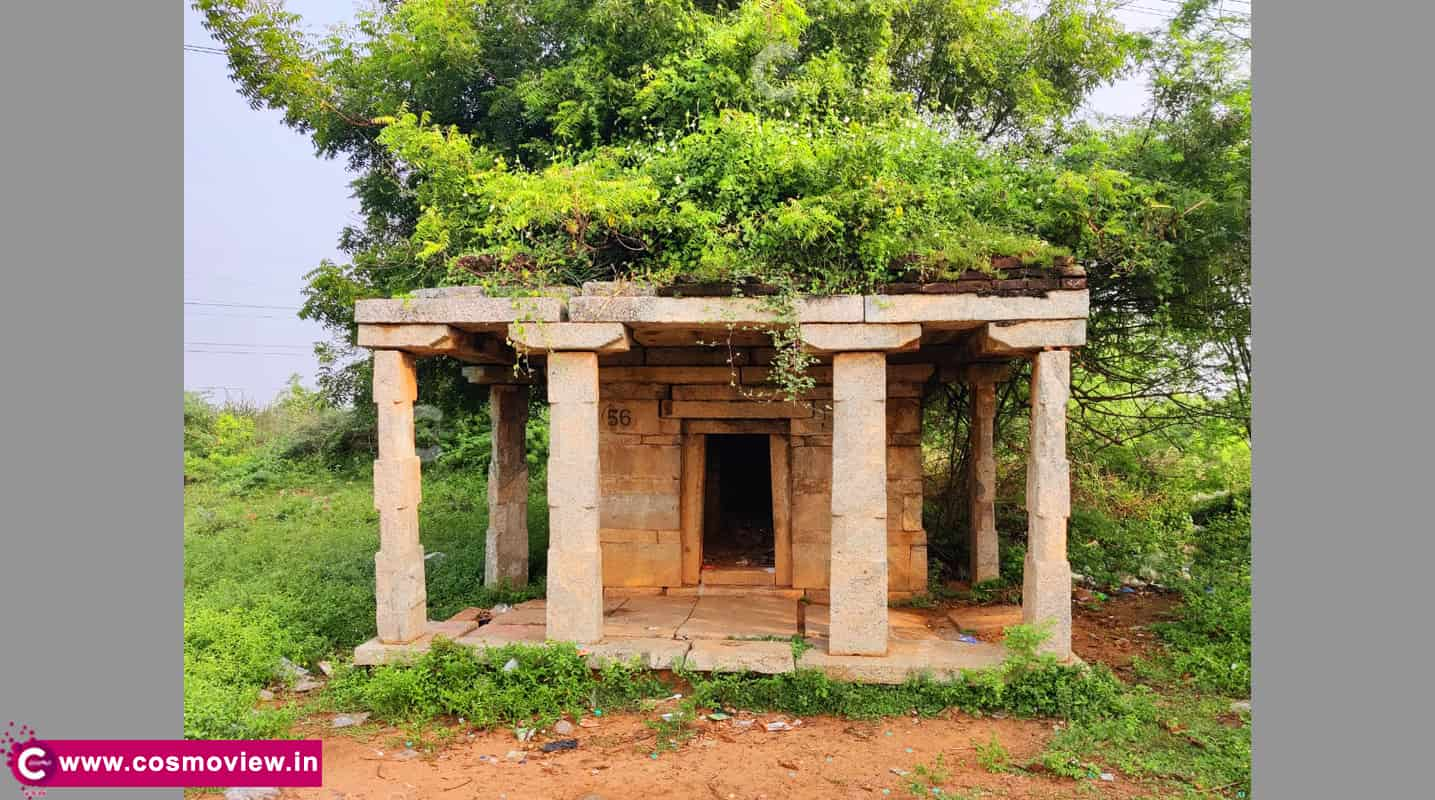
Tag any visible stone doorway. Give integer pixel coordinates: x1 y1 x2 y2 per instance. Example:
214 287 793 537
702 434 775 582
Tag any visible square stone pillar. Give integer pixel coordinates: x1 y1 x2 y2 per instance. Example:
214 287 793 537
372 350 427 643
485 385 530 588
829 351 890 656
969 378 1000 584
1022 350 1073 658
544 352 604 643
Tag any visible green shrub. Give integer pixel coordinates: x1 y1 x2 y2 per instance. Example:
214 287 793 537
1143 508 1252 695
183 603 302 739
327 639 664 727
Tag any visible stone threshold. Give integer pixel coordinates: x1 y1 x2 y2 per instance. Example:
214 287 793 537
353 596 1018 684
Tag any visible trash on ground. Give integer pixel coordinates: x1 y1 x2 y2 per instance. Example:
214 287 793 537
541 739 579 753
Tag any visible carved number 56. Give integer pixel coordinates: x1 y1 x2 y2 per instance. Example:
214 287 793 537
606 407 632 427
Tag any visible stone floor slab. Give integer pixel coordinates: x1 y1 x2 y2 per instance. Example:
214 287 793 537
453 623 548 648
352 620 479 665
804 605 942 641
487 597 628 627
582 638 693 670
798 637 1007 684
603 595 697 638
686 639 795 674
946 604 1023 639
678 595 798 640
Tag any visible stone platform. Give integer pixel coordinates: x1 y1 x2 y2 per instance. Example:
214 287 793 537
353 594 1010 684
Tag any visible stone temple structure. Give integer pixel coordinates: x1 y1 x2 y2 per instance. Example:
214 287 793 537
351 267 1087 679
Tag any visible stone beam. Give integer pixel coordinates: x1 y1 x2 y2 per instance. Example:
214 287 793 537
358 323 513 363
799 323 922 353
1022 350 1073 659
545 352 604 643
863 291 1088 327
828 352 890 656
461 365 538 384
567 295 864 325
485 385 530 588
355 296 564 329
979 320 1086 354
660 400 814 419
507 322 632 354
371 350 427 644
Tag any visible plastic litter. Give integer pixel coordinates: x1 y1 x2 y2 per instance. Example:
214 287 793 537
957 634 980 644
707 712 731 721
1099 773 1115 782
764 721 794 732
502 658 520 673
541 739 578 753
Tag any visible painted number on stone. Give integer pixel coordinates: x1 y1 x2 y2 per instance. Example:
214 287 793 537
606 407 633 427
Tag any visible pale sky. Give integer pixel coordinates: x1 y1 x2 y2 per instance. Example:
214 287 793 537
183 0 1233 406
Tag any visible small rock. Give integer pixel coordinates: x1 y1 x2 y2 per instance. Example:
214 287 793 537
890 768 909 777
292 676 324 693
257 689 275 702
317 661 334 677
276 657 309 680
505 750 527 763
394 749 420 760
554 720 575 735
1230 700 1252 714
331 712 370 729
224 790 279 800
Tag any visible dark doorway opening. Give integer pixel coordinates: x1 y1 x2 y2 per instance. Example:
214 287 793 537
702 434 775 569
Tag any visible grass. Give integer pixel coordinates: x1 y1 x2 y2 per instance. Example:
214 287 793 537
181 392 1251 797
183 455 548 739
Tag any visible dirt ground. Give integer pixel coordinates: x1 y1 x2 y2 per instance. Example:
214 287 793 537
202 591 1177 800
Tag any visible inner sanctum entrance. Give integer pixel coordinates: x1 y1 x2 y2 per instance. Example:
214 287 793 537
702 434 775 581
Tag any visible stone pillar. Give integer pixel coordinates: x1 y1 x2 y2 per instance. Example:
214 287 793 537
485 385 530 588
544 352 604 643
372 350 427 643
1022 350 1073 658
969 378 1000 584
829 352 889 656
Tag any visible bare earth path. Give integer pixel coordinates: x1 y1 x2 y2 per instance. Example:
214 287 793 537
199 591 1178 800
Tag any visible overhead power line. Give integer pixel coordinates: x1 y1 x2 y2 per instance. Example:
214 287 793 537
185 300 302 311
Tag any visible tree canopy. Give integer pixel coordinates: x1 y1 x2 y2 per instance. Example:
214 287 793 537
196 0 1249 433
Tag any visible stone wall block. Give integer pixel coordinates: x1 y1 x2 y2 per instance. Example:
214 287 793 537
1021 555 1072 658
373 457 422 511
828 556 889 655
375 549 427 643
545 549 605 642
372 350 417 403
547 352 600 403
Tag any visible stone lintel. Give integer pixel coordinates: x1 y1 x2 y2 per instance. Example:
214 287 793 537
660 400 813 419
684 419 790 435
962 363 1012 384
355 296 564 327
507 322 632 354
799 323 922 353
863 291 1089 326
980 319 1086 354
461 365 539 384
568 295 864 325
358 323 512 364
